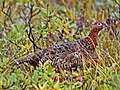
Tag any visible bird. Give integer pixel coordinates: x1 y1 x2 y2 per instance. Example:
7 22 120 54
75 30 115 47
14 21 107 71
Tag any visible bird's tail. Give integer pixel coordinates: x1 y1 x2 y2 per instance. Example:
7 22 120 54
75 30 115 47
13 51 43 68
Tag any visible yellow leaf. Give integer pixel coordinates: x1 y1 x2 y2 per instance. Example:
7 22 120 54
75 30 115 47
101 10 105 21
61 0 66 5
53 80 61 90
40 82 48 90
32 83 39 90
72 71 79 76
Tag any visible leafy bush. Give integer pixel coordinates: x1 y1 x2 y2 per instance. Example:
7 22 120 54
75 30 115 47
0 0 119 89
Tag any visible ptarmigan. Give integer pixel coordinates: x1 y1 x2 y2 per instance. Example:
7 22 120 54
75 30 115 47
14 21 107 71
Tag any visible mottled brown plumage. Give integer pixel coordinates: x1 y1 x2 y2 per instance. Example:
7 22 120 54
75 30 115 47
15 21 107 71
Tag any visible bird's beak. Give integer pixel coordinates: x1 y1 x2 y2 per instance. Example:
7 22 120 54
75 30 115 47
103 22 108 27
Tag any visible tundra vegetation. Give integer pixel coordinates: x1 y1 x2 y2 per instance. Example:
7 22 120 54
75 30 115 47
0 0 120 90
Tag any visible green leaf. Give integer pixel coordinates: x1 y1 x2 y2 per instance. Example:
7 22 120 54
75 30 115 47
56 18 62 26
42 31 47 37
33 70 39 82
3 32 6 37
44 73 53 85
2 57 8 66
7 32 12 40
19 30 25 39
19 74 25 80
38 23 43 30
36 68 43 72
47 65 52 73
31 78 36 84
10 73 16 82
69 23 76 28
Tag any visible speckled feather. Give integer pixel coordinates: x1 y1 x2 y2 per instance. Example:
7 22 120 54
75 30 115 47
15 22 106 71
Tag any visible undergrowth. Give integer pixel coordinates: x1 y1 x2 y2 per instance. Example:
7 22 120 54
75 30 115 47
0 0 120 90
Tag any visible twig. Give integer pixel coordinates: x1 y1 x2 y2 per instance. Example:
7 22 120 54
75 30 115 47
9 40 21 49
32 9 41 17
26 4 41 51
1 1 18 31
115 0 120 6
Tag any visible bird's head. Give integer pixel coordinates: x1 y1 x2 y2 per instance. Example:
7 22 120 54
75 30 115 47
88 21 108 47
92 21 108 32
88 21 108 39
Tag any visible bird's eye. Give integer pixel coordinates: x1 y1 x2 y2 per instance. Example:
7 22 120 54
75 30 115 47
97 22 102 26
